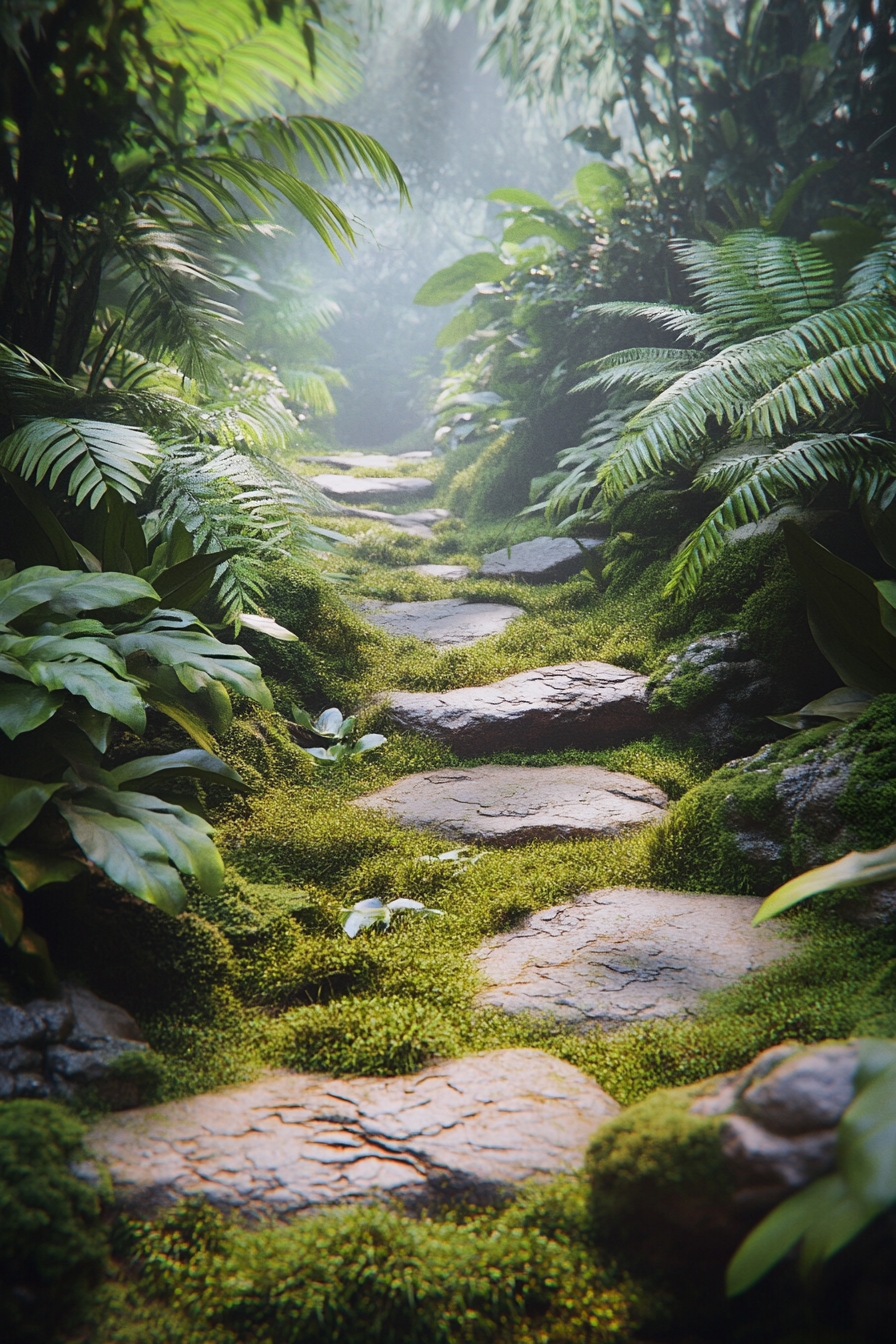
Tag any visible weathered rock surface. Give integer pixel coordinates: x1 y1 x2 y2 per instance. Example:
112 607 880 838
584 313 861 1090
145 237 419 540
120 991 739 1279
303 451 432 470
0 984 147 1102
649 630 786 756
337 507 451 540
411 563 471 581
359 598 523 647
474 888 795 1026
383 661 651 756
88 1048 619 1216
313 474 435 503
480 536 602 584
352 765 667 847
689 1040 861 1201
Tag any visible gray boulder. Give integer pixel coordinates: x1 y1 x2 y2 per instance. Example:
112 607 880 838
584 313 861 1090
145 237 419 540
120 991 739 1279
382 661 651 756
359 598 523 648
480 536 602 584
352 764 667 847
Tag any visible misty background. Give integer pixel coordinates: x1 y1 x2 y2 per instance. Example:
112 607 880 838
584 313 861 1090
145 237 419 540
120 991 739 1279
283 4 589 448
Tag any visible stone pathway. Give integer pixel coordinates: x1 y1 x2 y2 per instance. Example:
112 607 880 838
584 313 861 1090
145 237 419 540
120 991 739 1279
360 598 523 647
383 661 650 755
88 1049 619 1216
474 888 797 1027
314 474 435 503
352 764 667 845
411 563 471 581
337 507 451 540
303 451 433 471
480 536 603 584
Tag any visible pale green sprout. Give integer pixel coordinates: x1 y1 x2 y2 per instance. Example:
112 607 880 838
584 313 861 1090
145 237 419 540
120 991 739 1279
290 705 386 764
417 846 486 873
339 897 444 938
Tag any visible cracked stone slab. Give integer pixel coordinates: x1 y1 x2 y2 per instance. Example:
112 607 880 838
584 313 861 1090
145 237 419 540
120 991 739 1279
480 536 603 584
87 1049 619 1216
352 764 667 846
382 661 650 755
359 598 523 647
333 507 451 540
474 888 797 1027
312 474 435 503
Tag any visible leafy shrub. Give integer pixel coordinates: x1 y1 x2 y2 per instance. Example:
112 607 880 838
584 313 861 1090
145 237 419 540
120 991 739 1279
0 1101 107 1343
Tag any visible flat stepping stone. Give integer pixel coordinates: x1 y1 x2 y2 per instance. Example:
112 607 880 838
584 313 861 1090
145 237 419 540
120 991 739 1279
411 564 471 580
353 764 667 846
87 1048 619 1216
303 452 432 470
313 474 435 503
480 536 602 583
475 888 798 1027
360 598 523 647
383 660 650 755
336 507 451 540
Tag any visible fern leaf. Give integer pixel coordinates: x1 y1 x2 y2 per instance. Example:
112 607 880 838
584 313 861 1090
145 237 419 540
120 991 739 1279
572 347 704 394
0 419 158 508
580 301 723 346
745 342 896 437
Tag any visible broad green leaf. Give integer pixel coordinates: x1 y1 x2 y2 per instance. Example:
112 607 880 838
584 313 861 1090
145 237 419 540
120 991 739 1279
3 848 86 891
0 418 158 507
100 790 224 896
25 658 146 732
855 1038 896 1089
238 612 298 640
55 796 189 914
115 622 272 707
110 749 247 793
486 187 553 207
574 163 625 215
753 841 896 923
0 681 63 738
768 686 875 729
353 733 387 753
0 566 158 625
435 307 483 350
798 1184 879 1271
839 1062 896 1209
153 548 239 611
0 775 65 845
783 522 896 693
72 704 112 752
414 254 512 306
0 467 83 569
0 877 23 946
16 927 58 994
726 1174 847 1296
141 688 217 753
501 213 580 249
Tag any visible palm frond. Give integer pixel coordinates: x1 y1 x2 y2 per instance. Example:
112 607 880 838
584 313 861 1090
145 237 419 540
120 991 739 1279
0 419 158 508
667 434 896 598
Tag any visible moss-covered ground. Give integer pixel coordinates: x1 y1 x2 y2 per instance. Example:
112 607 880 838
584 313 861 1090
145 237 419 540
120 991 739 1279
17 500 896 1343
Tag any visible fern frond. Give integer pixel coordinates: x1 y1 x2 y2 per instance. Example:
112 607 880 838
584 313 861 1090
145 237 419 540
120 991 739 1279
667 434 896 598
0 419 158 507
745 342 896 437
572 347 704 394
672 231 835 340
845 228 896 299
580 301 723 346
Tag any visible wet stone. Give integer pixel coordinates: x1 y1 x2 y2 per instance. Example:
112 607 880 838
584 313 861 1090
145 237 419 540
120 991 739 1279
352 764 667 847
382 661 651 756
480 536 603 584
360 598 523 647
473 888 797 1027
411 564 472 581
87 1049 620 1216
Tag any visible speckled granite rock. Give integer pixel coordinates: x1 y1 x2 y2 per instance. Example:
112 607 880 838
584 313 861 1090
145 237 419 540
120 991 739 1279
480 536 602 583
87 1049 620 1216
474 888 796 1026
359 598 523 647
382 661 651 756
352 764 667 846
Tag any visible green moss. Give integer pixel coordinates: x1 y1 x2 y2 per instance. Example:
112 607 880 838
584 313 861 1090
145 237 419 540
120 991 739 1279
586 1087 731 1269
836 694 896 850
0 1101 108 1343
99 1194 648 1344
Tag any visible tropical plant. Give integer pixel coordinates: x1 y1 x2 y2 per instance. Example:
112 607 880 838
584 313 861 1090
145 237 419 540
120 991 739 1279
547 224 896 597
0 562 274 979
289 704 386 764
339 896 444 938
727 1037 896 1296
430 1 896 239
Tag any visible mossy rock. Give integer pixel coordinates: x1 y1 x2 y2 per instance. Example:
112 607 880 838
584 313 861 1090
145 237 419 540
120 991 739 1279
586 1084 737 1289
